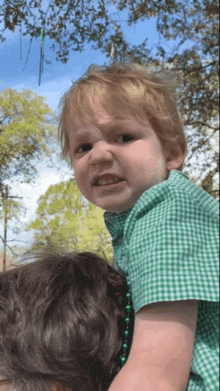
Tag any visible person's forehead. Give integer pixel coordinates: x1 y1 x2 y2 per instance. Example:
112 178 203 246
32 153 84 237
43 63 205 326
70 118 149 135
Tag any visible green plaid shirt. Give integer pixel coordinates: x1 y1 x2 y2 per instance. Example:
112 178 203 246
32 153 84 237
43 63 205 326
104 170 219 391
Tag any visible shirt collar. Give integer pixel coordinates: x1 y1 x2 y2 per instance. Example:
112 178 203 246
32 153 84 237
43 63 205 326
104 208 132 241
104 170 188 240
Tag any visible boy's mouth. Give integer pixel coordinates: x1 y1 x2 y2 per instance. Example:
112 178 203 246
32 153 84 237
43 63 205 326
93 176 124 186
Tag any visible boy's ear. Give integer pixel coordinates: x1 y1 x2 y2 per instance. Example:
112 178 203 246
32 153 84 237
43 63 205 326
165 144 186 171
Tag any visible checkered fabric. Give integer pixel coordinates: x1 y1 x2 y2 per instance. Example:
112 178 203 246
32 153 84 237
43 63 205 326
104 170 219 391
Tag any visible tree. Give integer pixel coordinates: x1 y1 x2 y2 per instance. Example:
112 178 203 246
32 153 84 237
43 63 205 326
0 184 25 269
1 0 218 194
27 179 113 263
0 87 56 184
0 87 58 263
200 152 219 198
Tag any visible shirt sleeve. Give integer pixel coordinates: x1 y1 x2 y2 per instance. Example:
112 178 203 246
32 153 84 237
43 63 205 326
126 187 219 313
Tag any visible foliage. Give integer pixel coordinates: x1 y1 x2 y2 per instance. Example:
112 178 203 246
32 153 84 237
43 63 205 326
0 187 24 223
1 0 218 194
0 87 57 184
200 152 219 199
27 179 113 263
0 185 27 268
0 245 27 267
0 87 58 263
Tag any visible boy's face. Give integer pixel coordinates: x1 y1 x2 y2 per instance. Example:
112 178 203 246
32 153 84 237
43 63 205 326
68 116 175 213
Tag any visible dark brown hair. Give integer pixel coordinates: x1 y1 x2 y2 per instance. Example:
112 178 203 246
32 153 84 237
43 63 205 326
0 250 134 391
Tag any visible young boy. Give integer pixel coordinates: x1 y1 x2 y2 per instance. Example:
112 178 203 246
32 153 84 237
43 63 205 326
59 63 219 391
58 62 219 391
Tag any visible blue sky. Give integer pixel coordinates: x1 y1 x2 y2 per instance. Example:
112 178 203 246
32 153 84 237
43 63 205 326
0 3 161 254
0 2 218 256
1 2 160 113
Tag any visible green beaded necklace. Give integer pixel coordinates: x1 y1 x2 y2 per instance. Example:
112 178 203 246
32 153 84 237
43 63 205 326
117 277 133 371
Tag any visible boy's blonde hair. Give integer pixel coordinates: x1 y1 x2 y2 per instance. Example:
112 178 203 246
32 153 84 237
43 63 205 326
58 62 187 166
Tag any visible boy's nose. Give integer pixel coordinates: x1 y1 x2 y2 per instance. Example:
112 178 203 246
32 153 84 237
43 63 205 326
90 142 113 165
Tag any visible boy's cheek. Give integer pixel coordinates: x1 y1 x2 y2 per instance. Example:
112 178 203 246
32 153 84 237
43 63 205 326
74 173 83 191
74 174 91 201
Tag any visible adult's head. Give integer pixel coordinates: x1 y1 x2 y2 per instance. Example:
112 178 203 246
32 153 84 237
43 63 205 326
0 250 134 391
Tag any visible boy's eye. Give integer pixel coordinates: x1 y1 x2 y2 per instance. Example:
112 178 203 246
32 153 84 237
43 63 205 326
76 134 134 153
116 134 134 143
76 143 92 153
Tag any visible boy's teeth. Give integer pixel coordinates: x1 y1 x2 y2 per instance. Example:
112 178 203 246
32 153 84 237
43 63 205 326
98 178 121 186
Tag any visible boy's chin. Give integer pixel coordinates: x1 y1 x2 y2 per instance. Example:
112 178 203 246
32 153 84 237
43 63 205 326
103 203 135 214
97 203 129 214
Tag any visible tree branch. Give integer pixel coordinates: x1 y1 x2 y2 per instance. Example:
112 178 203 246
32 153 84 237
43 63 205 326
172 60 218 74
0 235 20 255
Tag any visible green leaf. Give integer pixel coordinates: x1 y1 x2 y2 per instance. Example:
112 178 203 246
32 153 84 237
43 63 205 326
27 179 113 262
